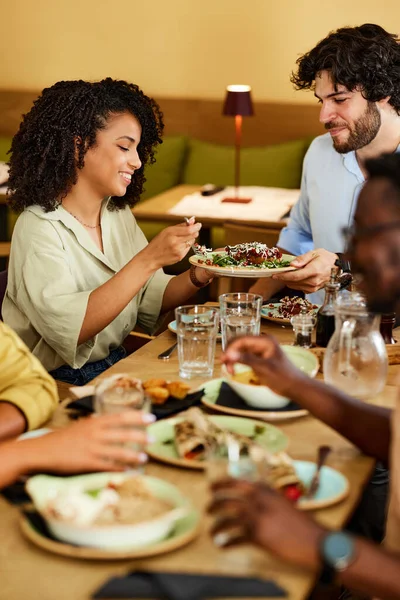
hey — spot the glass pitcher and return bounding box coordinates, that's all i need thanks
[323,291,388,399]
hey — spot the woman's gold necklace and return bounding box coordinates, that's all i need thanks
[63,207,100,229]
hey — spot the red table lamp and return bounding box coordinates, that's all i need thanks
[222,84,254,203]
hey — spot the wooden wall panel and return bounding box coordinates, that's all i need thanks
[0,90,323,146]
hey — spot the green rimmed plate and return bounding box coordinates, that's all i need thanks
[147,414,288,469]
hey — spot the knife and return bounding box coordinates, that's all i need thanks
[157,342,178,360]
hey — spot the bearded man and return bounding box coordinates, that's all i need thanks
[250,23,400,303]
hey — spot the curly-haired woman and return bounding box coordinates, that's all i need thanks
[2,78,213,384]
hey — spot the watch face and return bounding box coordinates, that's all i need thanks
[323,532,355,570]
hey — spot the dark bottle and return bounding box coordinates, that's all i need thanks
[379,312,397,344]
[316,268,341,347]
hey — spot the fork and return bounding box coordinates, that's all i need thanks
[305,445,331,498]
[184,216,201,255]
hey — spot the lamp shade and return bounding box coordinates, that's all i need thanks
[222,85,254,116]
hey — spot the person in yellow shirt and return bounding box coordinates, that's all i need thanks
[0,323,153,482]
[0,321,58,441]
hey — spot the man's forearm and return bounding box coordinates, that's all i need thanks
[0,403,27,442]
[339,536,400,599]
[289,375,391,463]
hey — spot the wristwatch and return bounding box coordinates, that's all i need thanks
[189,264,213,288]
[334,253,352,273]
[319,532,356,585]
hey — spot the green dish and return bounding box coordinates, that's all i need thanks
[147,414,288,469]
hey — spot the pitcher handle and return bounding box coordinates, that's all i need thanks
[338,318,357,378]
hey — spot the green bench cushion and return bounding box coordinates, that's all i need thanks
[140,135,188,201]
[182,137,310,189]
[0,137,11,163]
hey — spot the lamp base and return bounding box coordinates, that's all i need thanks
[221,196,252,204]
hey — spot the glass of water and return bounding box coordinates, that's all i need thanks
[206,434,266,484]
[175,305,219,379]
[95,374,151,468]
[219,293,263,350]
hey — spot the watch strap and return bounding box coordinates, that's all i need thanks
[334,253,352,273]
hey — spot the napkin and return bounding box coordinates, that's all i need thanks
[93,570,287,599]
[1,480,30,505]
[23,509,61,542]
[217,382,301,413]
[67,390,205,420]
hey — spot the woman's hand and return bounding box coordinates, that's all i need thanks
[24,411,155,474]
[208,479,324,571]
[144,221,202,269]
[222,334,307,398]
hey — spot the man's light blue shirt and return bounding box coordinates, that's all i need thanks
[278,133,400,303]
[278,132,366,257]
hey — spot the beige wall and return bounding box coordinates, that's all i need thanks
[1,0,399,104]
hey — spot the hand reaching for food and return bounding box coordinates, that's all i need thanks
[208,478,324,571]
[221,335,307,398]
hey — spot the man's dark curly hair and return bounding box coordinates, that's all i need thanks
[291,24,400,114]
[7,78,164,212]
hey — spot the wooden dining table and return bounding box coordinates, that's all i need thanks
[132,184,290,230]
[0,318,398,600]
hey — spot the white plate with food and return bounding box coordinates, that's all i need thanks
[147,408,288,469]
[222,345,319,410]
[261,296,320,324]
[25,473,198,555]
[189,242,296,278]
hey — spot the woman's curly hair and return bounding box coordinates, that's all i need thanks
[291,24,400,114]
[7,78,164,212]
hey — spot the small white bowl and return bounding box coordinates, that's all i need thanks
[223,345,319,409]
[26,472,191,550]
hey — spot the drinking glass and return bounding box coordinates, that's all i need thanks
[175,305,219,379]
[206,434,268,484]
[95,374,151,469]
[219,293,263,350]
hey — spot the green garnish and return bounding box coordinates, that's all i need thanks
[85,488,102,499]
[254,425,266,436]
[162,439,174,445]
[211,253,291,269]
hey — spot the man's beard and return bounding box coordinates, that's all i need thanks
[326,102,381,154]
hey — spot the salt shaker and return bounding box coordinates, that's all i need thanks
[291,307,316,349]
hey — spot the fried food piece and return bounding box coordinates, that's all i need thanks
[143,378,167,389]
[112,376,142,390]
[166,381,191,400]
[232,370,260,386]
[145,387,169,405]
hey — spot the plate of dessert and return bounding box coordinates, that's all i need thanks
[261,296,319,324]
[189,242,296,278]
